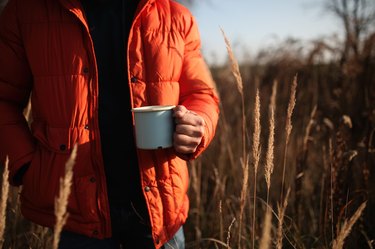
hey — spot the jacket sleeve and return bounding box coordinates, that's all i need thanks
[178,14,220,160]
[0,0,35,185]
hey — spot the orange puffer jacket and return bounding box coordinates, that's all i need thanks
[0,0,219,247]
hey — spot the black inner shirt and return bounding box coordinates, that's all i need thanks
[81,0,142,206]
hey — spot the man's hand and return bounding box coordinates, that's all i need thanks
[173,105,205,155]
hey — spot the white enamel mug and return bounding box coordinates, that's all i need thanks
[131,105,175,149]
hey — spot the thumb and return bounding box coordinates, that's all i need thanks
[173,105,188,118]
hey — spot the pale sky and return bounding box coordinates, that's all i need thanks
[187,0,341,64]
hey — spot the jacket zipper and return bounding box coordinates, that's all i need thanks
[127,0,157,245]
[57,0,112,238]
[86,23,112,241]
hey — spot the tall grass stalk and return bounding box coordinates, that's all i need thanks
[252,89,261,249]
[226,217,236,249]
[276,188,290,249]
[332,202,367,249]
[265,80,277,206]
[302,105,317,152]
[190,160,202,242]
[281,76,297,202]
[259,208,272,249]
[220,27,246,163]
[238,158,249,247]
[219,200,224,242]
[52,144,77,249]
[220,28,246,163]
[24,98,32,124]
[329,138,334,242]
[295,105,317,227]
[220,28,243,95]
[219,103,236,169]
[221,28,248,249]
[0,157,9,248]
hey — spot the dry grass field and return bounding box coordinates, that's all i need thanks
[184,33,375,248]
[0,0,374,248]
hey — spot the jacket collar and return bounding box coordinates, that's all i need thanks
[57,0,155,29]
[57,0,88,30]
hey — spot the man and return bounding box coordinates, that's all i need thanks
[0,0,219,248]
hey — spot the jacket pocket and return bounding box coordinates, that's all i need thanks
[31,121,90,154]
[74,175,99,222]
[21,123,93,217]
[21,144,69,211]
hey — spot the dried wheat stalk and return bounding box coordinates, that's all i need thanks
[259,208,272,249]
[52,145,77,249]
[332,202,367,249]
[0,157,9,248]
[265,80,277,204]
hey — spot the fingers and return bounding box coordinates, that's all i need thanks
[174,106,205,126]
[173,105,188,119]
[175,123,204,138]
[172,105,205,154]
[174,124,203,154]
[173,133,202,154]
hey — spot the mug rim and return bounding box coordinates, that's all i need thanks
[131,105,175,113]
